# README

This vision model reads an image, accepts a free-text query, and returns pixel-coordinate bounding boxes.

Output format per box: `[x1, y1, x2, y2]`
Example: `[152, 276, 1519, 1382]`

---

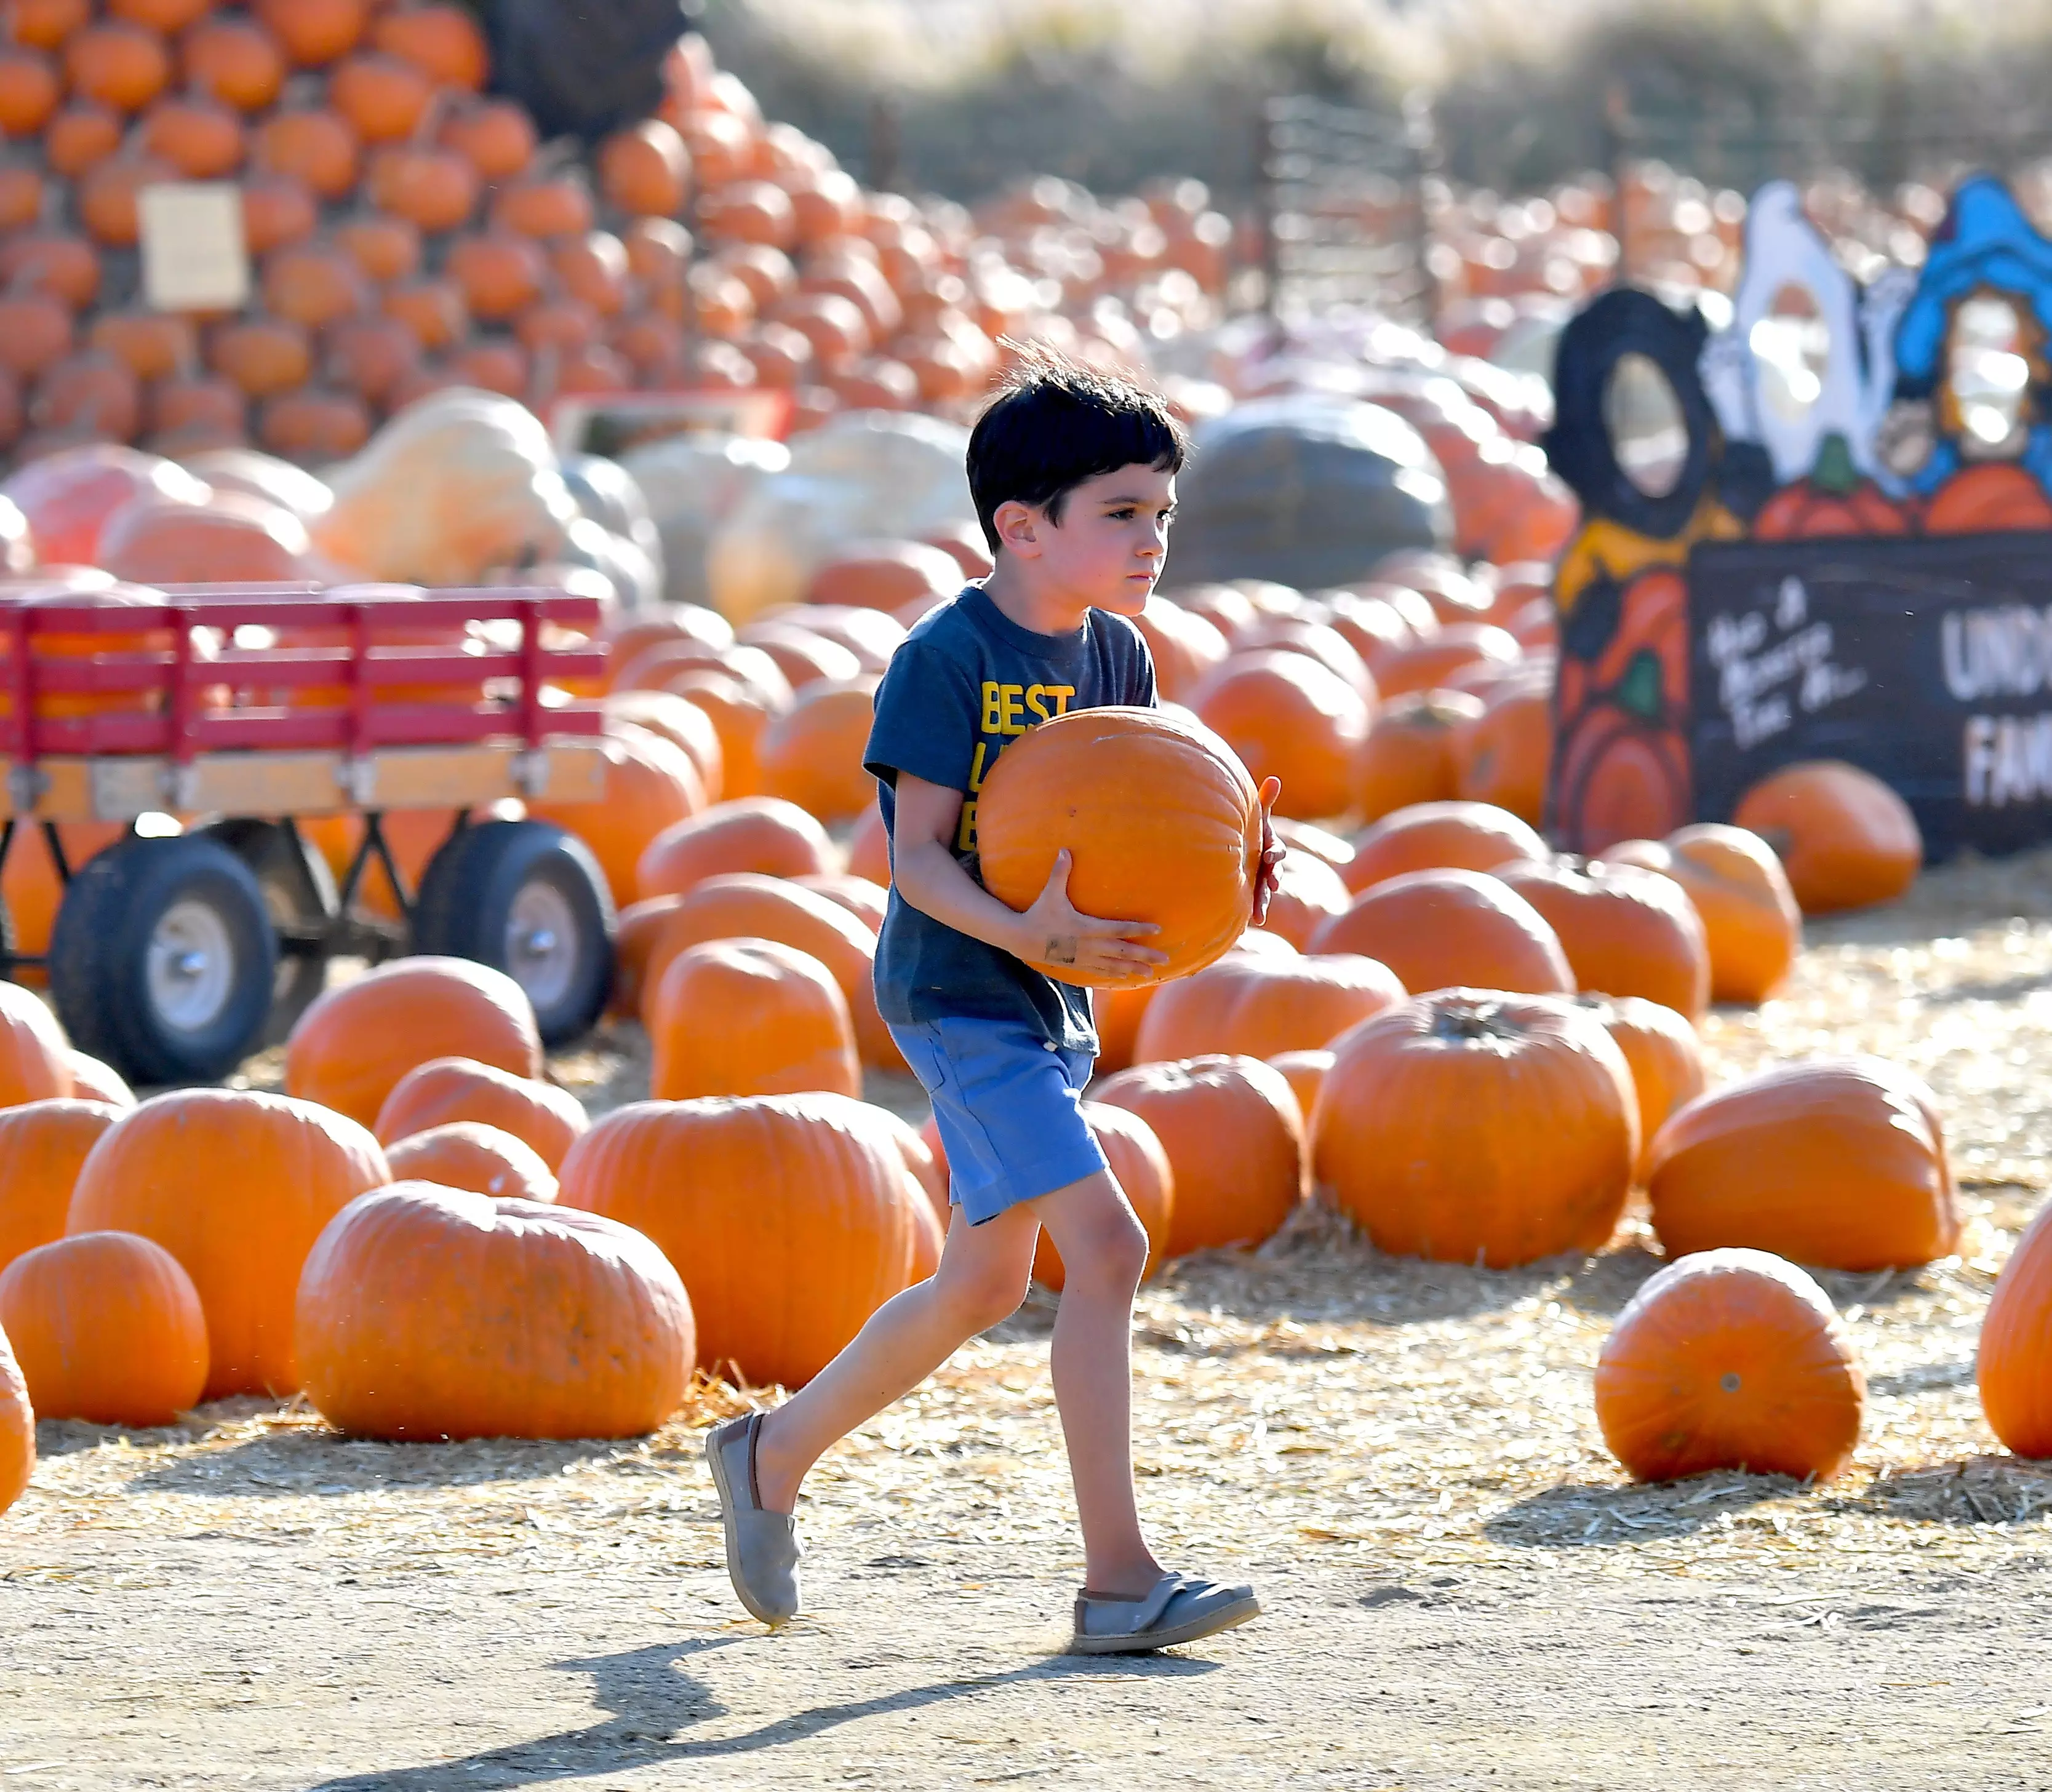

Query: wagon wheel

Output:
[411, 819, 615, 1047]
[49, 834, 279, 1087]
[192, 818, 338, 1046]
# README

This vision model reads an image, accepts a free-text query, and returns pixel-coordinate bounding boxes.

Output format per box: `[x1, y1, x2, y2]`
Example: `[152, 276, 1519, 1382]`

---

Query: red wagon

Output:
[0, 584, 615, 1086]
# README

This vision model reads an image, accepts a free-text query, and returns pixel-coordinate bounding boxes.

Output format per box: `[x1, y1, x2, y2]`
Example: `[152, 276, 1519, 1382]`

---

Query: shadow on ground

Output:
[308, 1635, 1220, 1791]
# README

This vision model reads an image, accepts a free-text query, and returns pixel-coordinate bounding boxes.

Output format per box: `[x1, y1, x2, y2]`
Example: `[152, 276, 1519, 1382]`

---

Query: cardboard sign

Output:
[1689, 532, 2052, 858]
[138, 183, 250, 313]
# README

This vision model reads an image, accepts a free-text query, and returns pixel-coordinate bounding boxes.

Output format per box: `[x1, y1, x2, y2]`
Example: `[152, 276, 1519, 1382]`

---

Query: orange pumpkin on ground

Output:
[1494, 858, 1711, 1021]
[1647, 1058, 1957, 1270]
[1092, 1054, 1304, 1256]
[384, 1122, 557, 1204]
[65, 1055, 132, 1109]
[1595, 1247, 1866, 1483]
[1307, 868, 1574, 997]
[1573, 994, 1706, 1182]
[285, 957, 543, 1130]
[657, 669, 783, 797]
[1977, 1200, 2052, 1459]
[1313, 990, 1637, 1266]
[1132, 597, 1228, 701]
[1269, 818, 1354, 874]
[975, 706, 1263, 987]
[1731, 761, 1922, 915]
[373, 1056, 586, 1173]
[845, 802, 892, 886]
[525, 722, 706, 908]
[0, 1100, 122, 1275]
[1266, 1048, 1333, 1126]
[66, 1089, 390, 1398]
[1032, 1103, 1175, 1292]
[754, 677, 879, 824]
[600, 692, 725, 801]
[631, 872, 898, 1070]
[1452, 681, 1551, 826]
[795, 874, 887, 934]
[1606, 824, 1802, 1005]
[855, 1104, 946, 1223]
[805, 540, 960, 611]
[1255, 848, 1351, 950]
[634, 796, 836, 900]
[1133, 952, 1405, 1066]
[557, 1093, 922, 1387]
[1372, 623, 1520, 698]
[0, 1325, 32, 1516]
[647, 938, 860, 1102]
[295, 1183, 693, 1441]
[0, 984, 73, 1109]
[1188, 650, 1369, 821]
[1341, 798, 1548, 894]
[1091, 982, 1156, 1077]
[0, 1231, 207, 1427]
[1356, 690, 1484, 821]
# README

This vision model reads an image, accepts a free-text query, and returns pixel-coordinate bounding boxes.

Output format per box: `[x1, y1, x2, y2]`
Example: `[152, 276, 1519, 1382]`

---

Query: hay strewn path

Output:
[5, 853, 2052, 1790]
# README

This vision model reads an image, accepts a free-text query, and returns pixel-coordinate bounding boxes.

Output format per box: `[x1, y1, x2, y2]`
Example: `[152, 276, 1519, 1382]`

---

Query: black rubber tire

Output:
[50, 834, 279, 1087]
[193, 818, 338, 1046]
[411, 819, 614, 1046]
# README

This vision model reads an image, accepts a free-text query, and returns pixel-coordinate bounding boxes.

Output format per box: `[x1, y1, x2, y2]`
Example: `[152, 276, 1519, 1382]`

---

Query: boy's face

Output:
[1005, 464, 1176, 615]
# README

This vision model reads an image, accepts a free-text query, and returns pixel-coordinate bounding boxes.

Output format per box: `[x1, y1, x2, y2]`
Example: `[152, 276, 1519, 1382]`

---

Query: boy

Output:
[706, 349, 1282, 1654]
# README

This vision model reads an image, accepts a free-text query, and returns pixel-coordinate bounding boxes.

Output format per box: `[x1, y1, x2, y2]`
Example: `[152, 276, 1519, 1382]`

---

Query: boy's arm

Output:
[891, 773, 1167, 981]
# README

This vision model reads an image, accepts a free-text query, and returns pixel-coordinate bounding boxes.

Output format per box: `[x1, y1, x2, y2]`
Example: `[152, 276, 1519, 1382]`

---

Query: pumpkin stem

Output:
[1810, 431, 1859, 498]
[1426, 997, 1517, 1043]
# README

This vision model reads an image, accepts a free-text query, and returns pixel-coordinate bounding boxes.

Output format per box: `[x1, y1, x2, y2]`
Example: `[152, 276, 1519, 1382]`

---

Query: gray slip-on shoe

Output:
[705, 1411, 802, 1628]
[1068, 1572, 1260, 1655]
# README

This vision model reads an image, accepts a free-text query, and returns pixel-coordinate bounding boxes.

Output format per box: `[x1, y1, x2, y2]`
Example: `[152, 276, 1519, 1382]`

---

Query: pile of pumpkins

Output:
[0, 0, 1231, 471]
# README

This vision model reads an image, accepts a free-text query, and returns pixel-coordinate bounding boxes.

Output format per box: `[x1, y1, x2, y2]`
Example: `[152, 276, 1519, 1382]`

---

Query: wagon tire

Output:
[49, 834, 279, 1088]
[411, 819, 613, 1047]
[192, 818, 338, 1046]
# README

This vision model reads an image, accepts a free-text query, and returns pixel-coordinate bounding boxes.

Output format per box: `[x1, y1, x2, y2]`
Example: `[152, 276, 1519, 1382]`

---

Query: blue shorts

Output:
[891, 1017, 1108, 1225]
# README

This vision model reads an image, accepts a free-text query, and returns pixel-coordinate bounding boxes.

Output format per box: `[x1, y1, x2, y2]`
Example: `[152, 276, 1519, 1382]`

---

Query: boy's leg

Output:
[751, 1200, 1040, 1513]
[1032, 1168, 1162, 1599]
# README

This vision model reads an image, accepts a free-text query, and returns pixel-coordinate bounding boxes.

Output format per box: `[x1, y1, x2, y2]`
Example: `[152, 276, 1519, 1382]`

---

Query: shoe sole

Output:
[705, 1421, 786, 1629]
[1067, 1592, 1261, 1655]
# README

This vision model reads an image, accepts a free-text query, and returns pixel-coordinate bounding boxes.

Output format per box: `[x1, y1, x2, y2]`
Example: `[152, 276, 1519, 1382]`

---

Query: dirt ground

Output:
[6, 854, 2052, 1790]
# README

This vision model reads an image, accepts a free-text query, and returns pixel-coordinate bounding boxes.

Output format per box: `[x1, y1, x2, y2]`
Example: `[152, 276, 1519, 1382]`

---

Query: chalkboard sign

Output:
[1688, 532, 2052, 860]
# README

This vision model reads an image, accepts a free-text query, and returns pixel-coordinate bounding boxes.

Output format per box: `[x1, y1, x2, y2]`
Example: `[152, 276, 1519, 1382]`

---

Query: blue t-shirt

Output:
[862, 585, 1157, 1050]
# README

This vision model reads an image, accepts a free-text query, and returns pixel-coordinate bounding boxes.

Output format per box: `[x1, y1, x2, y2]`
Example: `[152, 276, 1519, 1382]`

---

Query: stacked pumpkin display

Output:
[0, 4, 1234, 472]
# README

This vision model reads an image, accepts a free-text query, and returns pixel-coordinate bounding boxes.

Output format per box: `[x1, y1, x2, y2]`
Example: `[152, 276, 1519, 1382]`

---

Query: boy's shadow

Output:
[308, 1635, 1220, 1790]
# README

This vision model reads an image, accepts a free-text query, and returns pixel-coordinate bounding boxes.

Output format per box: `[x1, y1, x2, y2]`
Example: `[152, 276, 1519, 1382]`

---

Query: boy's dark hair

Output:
[967, 345, 1188, 552]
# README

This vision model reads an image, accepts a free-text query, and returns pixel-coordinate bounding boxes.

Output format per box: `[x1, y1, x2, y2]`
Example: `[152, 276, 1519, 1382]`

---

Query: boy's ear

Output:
[992, 498, 1044, 559]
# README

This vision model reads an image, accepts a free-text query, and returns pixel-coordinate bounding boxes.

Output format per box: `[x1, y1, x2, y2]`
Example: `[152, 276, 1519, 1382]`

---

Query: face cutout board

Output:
[1544, 170, 2052, 858]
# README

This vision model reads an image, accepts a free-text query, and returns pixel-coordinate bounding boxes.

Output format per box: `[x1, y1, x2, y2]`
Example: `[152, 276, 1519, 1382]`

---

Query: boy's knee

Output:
[935, 1260, 1029, 1334]
[1061, 1202, 1151, 1292]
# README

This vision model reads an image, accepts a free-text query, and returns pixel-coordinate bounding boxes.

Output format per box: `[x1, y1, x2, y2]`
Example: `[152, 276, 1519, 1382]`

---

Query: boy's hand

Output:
[1252, 776, 1285, 927]
[1019, 850, 1167, 981]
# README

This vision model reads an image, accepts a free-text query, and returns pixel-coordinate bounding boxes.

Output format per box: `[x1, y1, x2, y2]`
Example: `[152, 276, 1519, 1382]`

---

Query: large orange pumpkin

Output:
[66, 1089, 390, 1398]
[525, 722, 706, 907]
[97, 490, 314, 584]
[630, 872, 898, 1070]
[295, 1183, 692, 1441]
[373, 1056, 587, 1173]
[976, 706, 1264, 987]
[657, 669, 781, 798]
[633, 795, 835, 901]
[0, 984, 73, 1110]
[1494, 858, 1711, 1020]
[1255, 847, 1351, 950]
[1092, 1054, 1304, 1255]
[1372, 622, 1520, 697]
[1266, 1048, 1332, 1126]
[0, 1324, 31, 1517]
[796, 872, 887, 934]
[1188, 650, 1369, 821]
[384, 1123, 557, 1204]
[1595, 1247, 1865, 1483]
[1313, 990, 1637, 1266]
[1573, 994, 1705, 1181]
[1978, 1200, 2052, 1459]
[1341, 798, 1547, 894]
[1307, 867, 1574, 996]
[1356, 690, 1484, 821]
[647, 938, 860, 1102]
[1031, 1102, 1175, 1292]
[1452, 681, 1551, 826]
[1647, 1058, 1957, 1270]
[66, 1053, 133, 1109]
[1606, 824, 1801, 1005]
[557, 1093, 922, 1387]
[0, 1100, 122, 1275]
[1132, 597, 1228, 701]
[0, 1231, 207, 1427]
[1731, 761, 1922, 915]
[754, 677, 878, 824]
[285, 956, 543, 1129]
[845, 799, 890, 886]
[1133, 952, 1405, 1066]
